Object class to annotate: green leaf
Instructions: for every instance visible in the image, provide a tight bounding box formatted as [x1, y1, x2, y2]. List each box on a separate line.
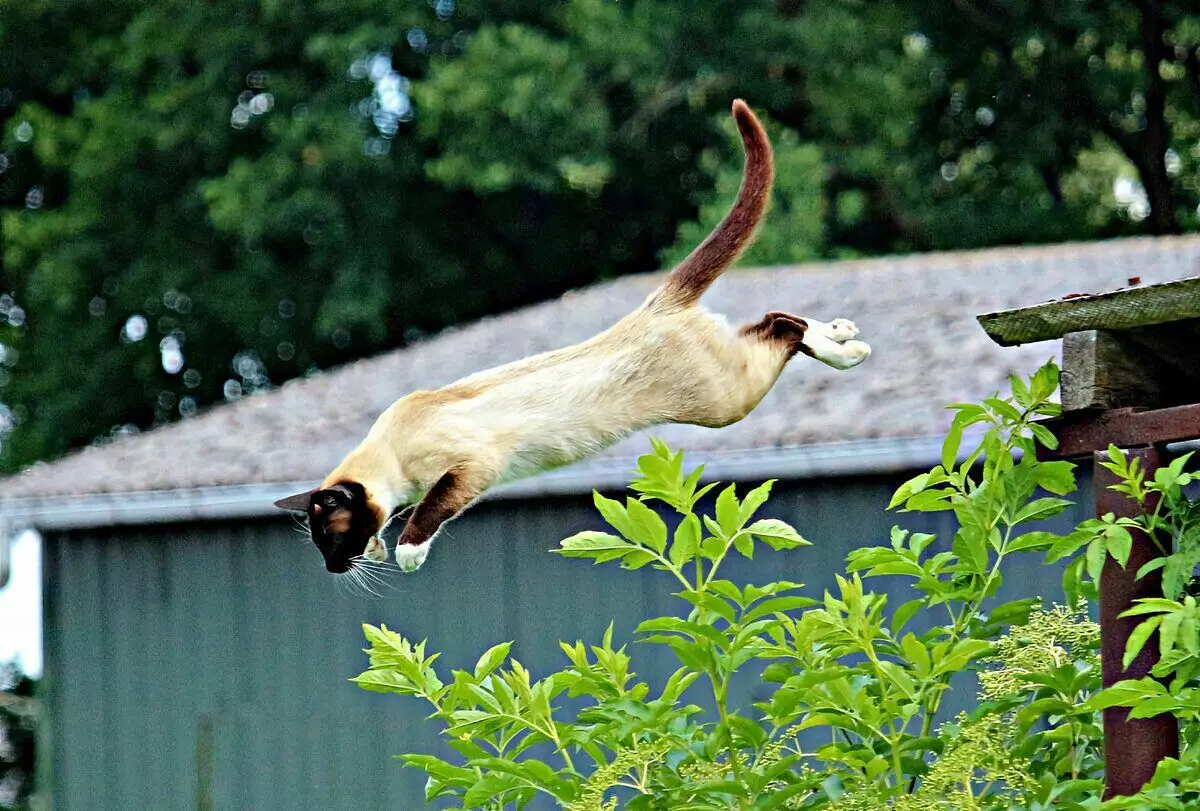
[733, 531, 755, 559]
[1086, 536, 1107, 581]
[1045, 529, 1094, 563]
[474, 642, 512, 680]
[669, 513, 701, 567]
[1009, 373, 1031, 406]
[888, 472, 930, 509]
[891, 598, 925, 635]
[738, 479, 775, 526]
[462, 772, 524, 806]
[904, 488, 954, 512]
[625, 497, 667, 553]
[1106, 525, 1133, 569]
[1033, 460, 1075, 494]
[1158, 611, 1184, 657]
[714, 484, 741, 535]
[1012, 497, 1073, 525]
[952, 525, 989, 575]
[1123, 617, 1161, 668]
[942, 419, 963, 472]
[351, 669, 421, 695]
[1030, 360, 1060, 401]
[900, 633, 932, 677]
[742, 596, 817, 623]
[1007, 531, 1058, 553]
[621, 549, 657, 569]
[985, 396, 1024, 425]
[1163, 528, 1200, 599]
[1136, 557, 1167, 580]
[1030, 422, 1059, 451]
[555, 531, 632, 564]
[679, 590, 738, 624]
[746, 518, 810, 550]
[593, 492, 638, 541]
[1087, 678, 1167, 711]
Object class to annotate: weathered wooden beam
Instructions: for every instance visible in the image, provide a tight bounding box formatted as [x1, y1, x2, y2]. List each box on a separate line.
[977, 275, 1200, 347]
[1062, 321, 1200, 411]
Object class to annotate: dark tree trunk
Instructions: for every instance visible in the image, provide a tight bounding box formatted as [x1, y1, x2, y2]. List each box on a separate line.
[1135, 0, 1179, 235]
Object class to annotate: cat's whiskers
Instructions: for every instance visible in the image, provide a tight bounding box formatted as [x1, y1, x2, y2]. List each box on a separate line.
[290, 514, 311, 543]
[346, 566, 381, 599]
[346, 556, 397, 596]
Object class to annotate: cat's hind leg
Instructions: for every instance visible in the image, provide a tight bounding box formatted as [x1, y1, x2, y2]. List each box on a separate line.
[740, 311, 871, 370]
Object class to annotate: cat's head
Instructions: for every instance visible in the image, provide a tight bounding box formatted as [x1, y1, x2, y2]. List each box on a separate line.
[274, 482, 384, 573]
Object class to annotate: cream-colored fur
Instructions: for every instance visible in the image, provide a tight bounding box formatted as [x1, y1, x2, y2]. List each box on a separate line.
[334, 304, 869, 502]
[295, 99, 872, 571]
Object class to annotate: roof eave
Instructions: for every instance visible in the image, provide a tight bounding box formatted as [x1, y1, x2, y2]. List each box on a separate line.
[0, 435, 956, 531]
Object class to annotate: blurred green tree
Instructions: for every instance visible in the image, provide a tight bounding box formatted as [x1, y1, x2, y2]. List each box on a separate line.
[0, 0, 1197, 470]
[0, 663, 35, 809]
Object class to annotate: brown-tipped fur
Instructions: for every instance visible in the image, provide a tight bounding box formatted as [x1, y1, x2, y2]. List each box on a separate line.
[653, 99, 774, 309]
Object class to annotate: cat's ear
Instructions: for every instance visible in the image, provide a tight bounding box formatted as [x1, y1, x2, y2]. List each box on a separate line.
[274, 489, 316, 511]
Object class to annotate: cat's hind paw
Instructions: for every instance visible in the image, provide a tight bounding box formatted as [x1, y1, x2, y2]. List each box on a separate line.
[825, 318, 859, 343]
[394, 540, 431, 573]
[826, 339, 871, 370]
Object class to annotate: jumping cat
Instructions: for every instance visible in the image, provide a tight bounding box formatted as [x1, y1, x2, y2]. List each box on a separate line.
[275, 99, 871, 575]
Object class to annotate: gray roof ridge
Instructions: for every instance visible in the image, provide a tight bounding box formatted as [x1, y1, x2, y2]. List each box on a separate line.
[0, 433, 957, 529]
[16, 231, 1200, 470]
[4, 231, 1200, 503]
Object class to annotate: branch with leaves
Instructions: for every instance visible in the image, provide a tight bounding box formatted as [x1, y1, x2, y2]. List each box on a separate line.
[351, 361, 1200, 809]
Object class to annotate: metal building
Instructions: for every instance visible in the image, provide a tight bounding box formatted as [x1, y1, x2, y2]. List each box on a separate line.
[3, 235, 1197, 809]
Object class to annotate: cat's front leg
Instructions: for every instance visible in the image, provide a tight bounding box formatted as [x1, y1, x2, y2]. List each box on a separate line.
[391, 464, 494, 572]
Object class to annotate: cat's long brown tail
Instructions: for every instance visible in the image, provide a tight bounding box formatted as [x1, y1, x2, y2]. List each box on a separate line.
[650, 99, 774, 310]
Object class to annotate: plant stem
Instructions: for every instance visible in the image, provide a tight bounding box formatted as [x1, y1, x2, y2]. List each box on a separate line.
[712, 677, 749, 808]
[703, 531, 746, 587]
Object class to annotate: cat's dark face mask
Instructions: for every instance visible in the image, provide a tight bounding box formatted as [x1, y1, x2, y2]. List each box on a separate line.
[275, 483, 380, 573]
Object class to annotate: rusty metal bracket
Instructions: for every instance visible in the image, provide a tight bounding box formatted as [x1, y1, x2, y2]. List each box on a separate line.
[1035, 403, 1200, 459]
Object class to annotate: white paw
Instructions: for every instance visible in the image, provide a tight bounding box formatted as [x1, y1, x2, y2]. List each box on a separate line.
[394, 540, 431, 573]
[826, 318, 859, 343]
[363, 535, 388, 563]
[833, 339, 872, 370]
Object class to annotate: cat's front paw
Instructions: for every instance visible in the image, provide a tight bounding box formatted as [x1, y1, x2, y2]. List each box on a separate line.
[363, 535, 388, 563]
[394, 540, 431, 573]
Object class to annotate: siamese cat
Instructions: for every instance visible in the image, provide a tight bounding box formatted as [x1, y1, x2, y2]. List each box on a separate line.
[275, 99, 871, 575]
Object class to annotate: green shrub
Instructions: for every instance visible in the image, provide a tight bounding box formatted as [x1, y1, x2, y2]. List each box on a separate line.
[353, 361, 1200, 809]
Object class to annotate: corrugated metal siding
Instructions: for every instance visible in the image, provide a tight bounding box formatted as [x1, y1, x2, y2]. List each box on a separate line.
[42, 473, 1094, 810]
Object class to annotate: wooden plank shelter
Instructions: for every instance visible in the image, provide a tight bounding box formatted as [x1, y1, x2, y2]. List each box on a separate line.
[978, 275, 1200, 798]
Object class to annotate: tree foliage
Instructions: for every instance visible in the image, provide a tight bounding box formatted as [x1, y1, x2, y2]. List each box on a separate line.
[0, 663, 35, 809]
[2, 0, 1199, 469]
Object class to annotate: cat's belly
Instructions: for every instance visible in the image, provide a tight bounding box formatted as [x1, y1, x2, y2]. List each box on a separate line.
[497, 422, 642, 484]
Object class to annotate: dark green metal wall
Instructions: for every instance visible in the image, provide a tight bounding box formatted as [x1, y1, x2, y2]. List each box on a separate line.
[41, 472, 1093, 809]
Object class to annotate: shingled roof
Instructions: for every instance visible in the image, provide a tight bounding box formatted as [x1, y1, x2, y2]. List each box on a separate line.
[3, 234, 1199, 504]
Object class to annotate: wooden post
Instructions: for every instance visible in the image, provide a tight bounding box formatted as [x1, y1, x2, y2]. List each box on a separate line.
[1094, 447, 1178, 798]
[976, 279, 1200, 798]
